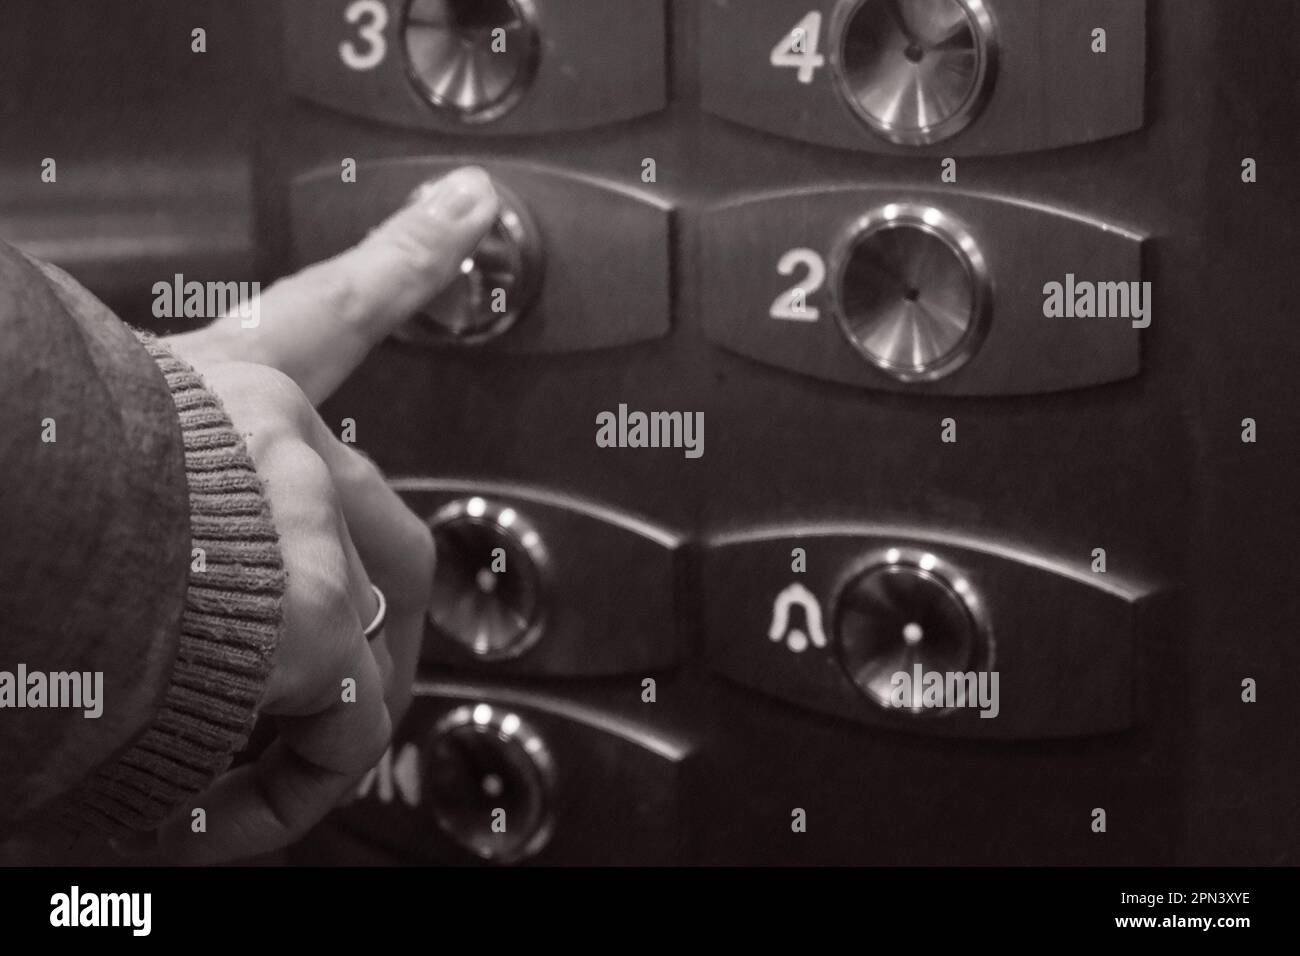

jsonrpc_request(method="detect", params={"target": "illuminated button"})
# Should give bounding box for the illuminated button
[831,203,990,382]
[426,704,556,863]
[832,548,990,714]
[398,181,544,347]
[833,0,997,146]
[427,498,549,661]
[402,0,541,124]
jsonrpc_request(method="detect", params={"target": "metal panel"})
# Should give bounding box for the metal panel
[284,0,668,135]
[701,188,1146,395]
[394,479,686,676]
[700,0,1147,155]
[291,159,674,354]
[703,524,1166,738]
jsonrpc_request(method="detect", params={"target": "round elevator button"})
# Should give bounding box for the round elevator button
[426,704,556,863]
[402,0,541,124]
[831,203,990,382]
[833,0,997,146]
[427,498,549,662]
[397,181,544,347]
[833,549,990,714]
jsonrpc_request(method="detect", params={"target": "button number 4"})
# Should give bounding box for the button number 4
[770,11,826,84]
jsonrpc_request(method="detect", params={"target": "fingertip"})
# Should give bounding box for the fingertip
[370,166,500,277]
[415,165,499,227]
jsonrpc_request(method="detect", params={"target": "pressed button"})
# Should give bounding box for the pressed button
[398,181,544,347]
[402,0,540,124]
[425,704,556,863]
[834,0,997,145]
[831,202,990,382]
[833,549,990,714]
[427,497,549,661]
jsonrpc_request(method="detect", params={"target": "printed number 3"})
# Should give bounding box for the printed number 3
[340,0,389,72]
[770,249,826,322]
[770,11,826,84]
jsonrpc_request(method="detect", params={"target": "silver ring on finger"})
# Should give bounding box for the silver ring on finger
[362,583,388,641]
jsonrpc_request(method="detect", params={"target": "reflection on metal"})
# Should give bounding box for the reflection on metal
[403,0,540,124]
[832,547,991,714]
[427,497,550,662]
[834,0,997,145]
[426,704,557,863]
[831,202,990,382]
[1,160,255,311]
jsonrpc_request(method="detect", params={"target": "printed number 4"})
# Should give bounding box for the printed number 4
[770,11,826,84]
[770,249,826,322]
[340,0,389,72]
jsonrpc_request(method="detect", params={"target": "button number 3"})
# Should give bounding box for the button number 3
[340,0,389,72]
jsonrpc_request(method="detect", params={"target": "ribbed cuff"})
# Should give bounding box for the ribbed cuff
[54,335,285,836]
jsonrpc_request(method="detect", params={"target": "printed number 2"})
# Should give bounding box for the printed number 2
[770,249,826,322]
[340,0,389,71]
[770,11,826,84]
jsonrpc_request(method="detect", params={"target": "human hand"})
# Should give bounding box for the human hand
[146,166,499,863]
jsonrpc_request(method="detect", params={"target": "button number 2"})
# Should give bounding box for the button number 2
[340,0,389,72]
[770,249,826,322]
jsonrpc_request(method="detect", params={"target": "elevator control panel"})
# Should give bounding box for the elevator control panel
[284,0,668,134]
[701,0,1147,155]
[425,702,557,862]
[702,190,1145,395]
[403,0,541,124]
[338,683,697,865]
[291,159,673,354]
[834,0,998,146]
[426,496,552,662]
[393,479,685,677]
[268,0,1188,865]
[703,527,1157,739]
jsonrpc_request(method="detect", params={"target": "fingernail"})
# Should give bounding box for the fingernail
[422,167,495,222]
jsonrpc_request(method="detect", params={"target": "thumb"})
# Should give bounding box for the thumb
[176,165,499,404]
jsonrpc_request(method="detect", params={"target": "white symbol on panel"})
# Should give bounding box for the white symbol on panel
[355,742,421,807]
[768,582,827,653]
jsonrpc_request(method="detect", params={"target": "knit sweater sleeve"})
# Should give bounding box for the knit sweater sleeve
[50,336,286,835]
[0,244,285,840]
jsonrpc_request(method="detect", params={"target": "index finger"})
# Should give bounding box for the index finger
[180,166,499,404]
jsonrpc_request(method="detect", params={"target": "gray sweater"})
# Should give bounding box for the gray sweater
[0,241,284,841]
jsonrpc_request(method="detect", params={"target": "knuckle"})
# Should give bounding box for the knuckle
[297,453,343,516]
[308,555,355,632]
[266,446,343,534]
[224,364,314,448]
[337,445,382,487]
[283,529,353,631]
[247,364,313,422]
